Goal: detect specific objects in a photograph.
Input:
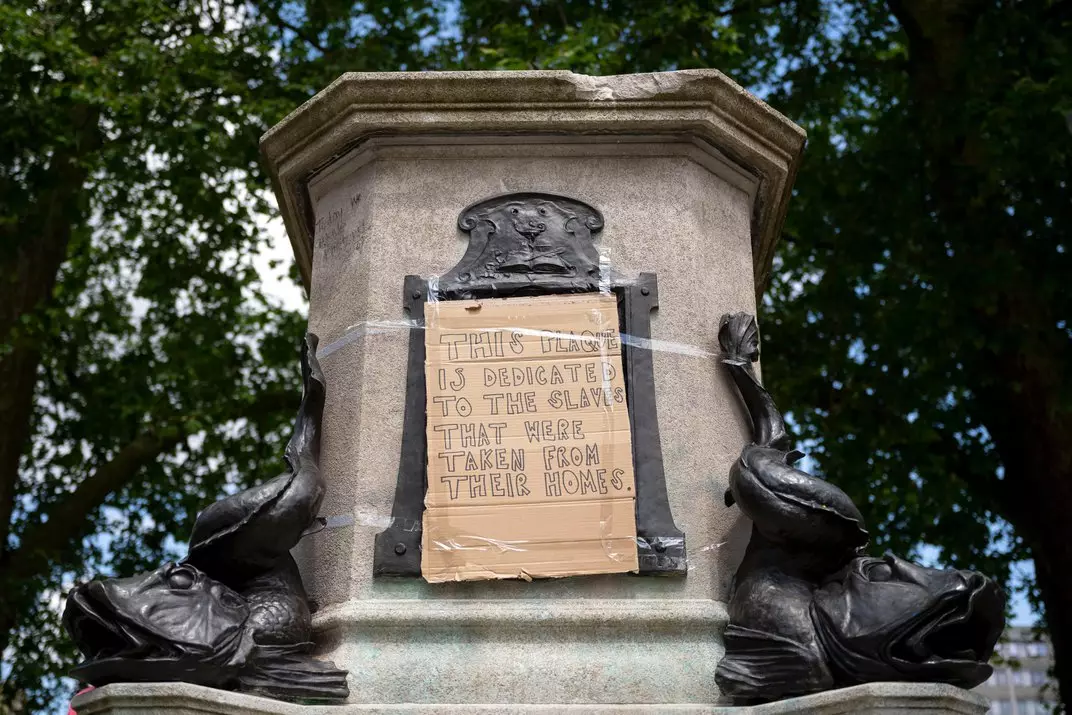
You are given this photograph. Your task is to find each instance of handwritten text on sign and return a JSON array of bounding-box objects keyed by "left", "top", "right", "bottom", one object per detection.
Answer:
[{"left": 420, "top": 293, "right": 639, "bottom": 582}]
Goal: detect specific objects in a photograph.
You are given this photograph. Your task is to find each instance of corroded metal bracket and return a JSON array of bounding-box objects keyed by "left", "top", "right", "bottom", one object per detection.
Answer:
[
  {"left": 373, "top": 193, "right": 686, "bottom": 577},
  {"left": 371, "top": 276, "right": 428, "bottom": 576},
  {"left": 622, "top": 273, "right": 686, "bottom": 574}
]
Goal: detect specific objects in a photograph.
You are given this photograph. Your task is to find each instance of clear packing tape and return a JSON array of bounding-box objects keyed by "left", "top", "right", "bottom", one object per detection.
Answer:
[
  {"left": 311, "top": 273, "right": 731, "bottom": 582},
  {"left": 318, "top": 320, "right": 718, "bottom": 362},
  {"left": 319, "top": 251, "right": 716, "bottom": 360},
  {"left": 309, "top": 513, "right": 714, "bottom": 578}
]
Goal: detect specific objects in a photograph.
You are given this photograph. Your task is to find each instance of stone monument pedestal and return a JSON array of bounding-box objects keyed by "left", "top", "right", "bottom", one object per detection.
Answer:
[
  {"left": 256, "top": 69, "right": 805, "bottom": 708},
  {"left": 50, "top": 69, "right": 950, "bottom": 715},
  {"left": 71, "top": 681, "right": 992, "bottom": 714},
  {"left": 67, "top": 70, "right": 996, "bottom": 715}
]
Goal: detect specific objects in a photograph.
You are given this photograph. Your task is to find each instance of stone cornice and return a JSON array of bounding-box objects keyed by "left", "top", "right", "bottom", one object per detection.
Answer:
[{"left": 261, "top": 70, "right": 806, "bottom": 296}]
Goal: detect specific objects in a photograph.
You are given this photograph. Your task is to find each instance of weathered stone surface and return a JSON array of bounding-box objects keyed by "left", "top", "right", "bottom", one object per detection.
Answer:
[
  {"left": 260, "top": 70, "right": 806, "bottom": 296},
  {"left": 313, "top": 598, "right": 726, "bottom": 704},
  {"left": 260, "top": 71, "right": 806, "bottom": 705},
  {"left": 72, "top": 681, "right": 990, "bottom": 714},
  {"left": 749, "top": 683, "right": 990, "bottom": 714}
]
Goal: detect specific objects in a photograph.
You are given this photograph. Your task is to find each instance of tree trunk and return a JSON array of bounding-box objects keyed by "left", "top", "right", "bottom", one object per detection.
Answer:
[
  {"left": 1031, "top": 532, "right": 1072, "bottom": 705},
  {"left": 979, "top": 343, "right": 1072, "bottom": 705},
  {"left": 0, "top": 105, "right": 100, "bottom": 549},
  {"left": 0, "top": 106, "right": 100, "bottom": 687},
  {"left": 887, "top": 0, "right": 1072, "bottom": 704}
]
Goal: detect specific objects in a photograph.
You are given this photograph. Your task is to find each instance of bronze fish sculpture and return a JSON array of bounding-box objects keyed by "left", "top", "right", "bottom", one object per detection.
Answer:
[
  {"left": 715, "top": 313, "right": 1004, "bottom": 703},
  {"left": 63, "top": 334, "right": 348, "bottom": 702}
]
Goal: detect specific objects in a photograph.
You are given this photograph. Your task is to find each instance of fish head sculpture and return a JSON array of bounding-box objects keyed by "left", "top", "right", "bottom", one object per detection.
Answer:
[
  {"left": 812, "top": 554, "right": 1005, "bottom": 688},
  {"left": 63, "top": 562, "right": 253, "bottom": 688},
  {"left": 62, "top": 334, "right": 348, "bottom": 702},
  {"left": 717, "top": 312, "right": 1006, "bottom": 703}
]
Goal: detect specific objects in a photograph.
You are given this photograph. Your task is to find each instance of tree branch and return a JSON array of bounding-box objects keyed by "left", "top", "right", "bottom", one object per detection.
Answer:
[
  {"left": 886, "top": 0, "right": 988, "bottom": 99},
  {"left": 0, "top": 387, "right": 298, "bottom": 584},
  {"left": 1, "top": 429, "right": 185, "bottom": 582},
  {"left": 264, "top": 7, "right": 327, "bottom": 54}
]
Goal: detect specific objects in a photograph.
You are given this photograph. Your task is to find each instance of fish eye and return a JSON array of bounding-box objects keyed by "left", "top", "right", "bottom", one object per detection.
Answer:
[
  {"left": 511, "top": 208, "right": 519, "bottom": 214},
  {"left": 168, "top": 567, "right": 196, "bottom": 590},
  {"left": 866, "top": 561, "right": 894, "bottom": 582}
]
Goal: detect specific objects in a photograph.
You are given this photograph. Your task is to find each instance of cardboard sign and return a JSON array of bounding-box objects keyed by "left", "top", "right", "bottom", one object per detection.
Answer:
[{"left": 421, "top": 293, "right": 639, "bottom": 582}]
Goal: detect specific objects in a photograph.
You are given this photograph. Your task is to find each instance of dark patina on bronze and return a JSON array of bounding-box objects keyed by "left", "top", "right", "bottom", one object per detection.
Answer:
[
  {"left": 716, "top": 313, "right": 1005, "bottom": 704},
  {"left": 63, "top": 335, "right": 348, "bottom": 702}
]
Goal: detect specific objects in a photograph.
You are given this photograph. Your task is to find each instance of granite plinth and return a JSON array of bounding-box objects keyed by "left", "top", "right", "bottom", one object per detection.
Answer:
[
  {"left": 259, "top": 70, "right": 806, "bottom": 705},
  {"left": 71, "top": 682, "right": 990, "bottom": 714}
]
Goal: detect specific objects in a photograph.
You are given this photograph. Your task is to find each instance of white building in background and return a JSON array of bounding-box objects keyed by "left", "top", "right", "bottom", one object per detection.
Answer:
[{"left": 975, "top": 627, "right": 1056, "bottom": 714}]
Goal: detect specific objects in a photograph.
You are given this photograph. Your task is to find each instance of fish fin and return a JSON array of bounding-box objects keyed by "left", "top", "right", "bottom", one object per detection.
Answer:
[
  {"left": 724, "top": 489, "right": 736, "bottom": 508},
  {"left": 284, "top": 334, "right": 326, "bottom": 472},
  {"left": 239, "top": 643, "right": 348, "bottom": 702},
  {"left": 715, "top": 624, "right": 833, "bottom": 703},
  {"left": 186, "top": 474, "right": 291, "bottom": 574}
]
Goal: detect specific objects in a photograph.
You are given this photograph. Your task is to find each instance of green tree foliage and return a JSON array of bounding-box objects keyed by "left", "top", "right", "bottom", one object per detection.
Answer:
[
  {"left": 2, "top": 0, "right": 1069, "bottom": 710},
  {"left": 761, "top": 0, "right": 1072, "bottom": 701},
  {"left": 0, "top": 1, "right": 306, "bottom": 707}
]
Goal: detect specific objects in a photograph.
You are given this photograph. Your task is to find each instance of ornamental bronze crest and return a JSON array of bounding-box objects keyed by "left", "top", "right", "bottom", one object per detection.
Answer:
[{"left": 440, "top": 193, "right": 606, "bottom": 298}]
